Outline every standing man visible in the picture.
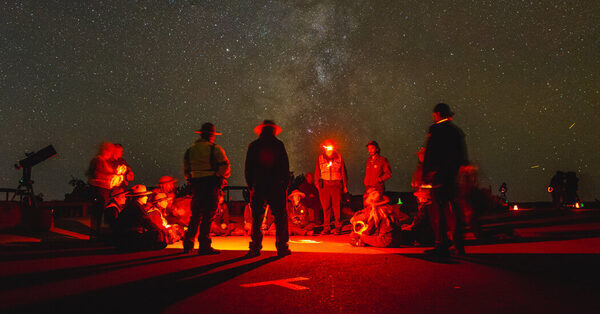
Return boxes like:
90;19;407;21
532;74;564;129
315;140;348;235
245;120;291;257
183;123;231;255
364;140;392;193
422;103;468;256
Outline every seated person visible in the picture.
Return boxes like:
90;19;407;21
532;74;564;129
152;176;178;207
104;188;128;234
114;185;167;251
350;188;409;248
166;195;192;226
147;192;185;244
211;193;245;236
287;190;317;236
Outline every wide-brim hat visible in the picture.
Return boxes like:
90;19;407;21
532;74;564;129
158;175;178;185
364;188;390;206
128;184;153;197
153;192;173;203
110;188;128;198
194;122;222;135
287;190;305;201
254;120;282;136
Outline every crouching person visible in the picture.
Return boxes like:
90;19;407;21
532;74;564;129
147;192;185;244
115;185;167;251
350;188;408;248
287;190;317;236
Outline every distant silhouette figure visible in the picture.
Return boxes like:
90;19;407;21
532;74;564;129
364;140;392;193
245;120;291;257
422;103;468;256
548;171;566;209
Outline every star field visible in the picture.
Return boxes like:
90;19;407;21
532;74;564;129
1;1;598;201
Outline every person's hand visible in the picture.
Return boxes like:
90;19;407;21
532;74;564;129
343;186;348;193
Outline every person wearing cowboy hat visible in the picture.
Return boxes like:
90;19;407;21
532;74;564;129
182;122;231;255
114;185;167;251
422;103;469;256
244;120;291;257
315;139;348;235
152;175;178;210
104;187;128;234
364;140;392;193
287;190;317;236
350;188;408;247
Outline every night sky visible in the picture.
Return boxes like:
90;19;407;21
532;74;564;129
1;1;598;202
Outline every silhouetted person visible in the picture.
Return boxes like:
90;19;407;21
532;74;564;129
422;103;468;256
245;120;291;257
298;173;322;224
182;123;231;255
115;185;167;251
565;172;579;206
548;171;565;209
364;140;392;193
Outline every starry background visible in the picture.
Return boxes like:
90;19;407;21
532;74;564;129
1;1;598;202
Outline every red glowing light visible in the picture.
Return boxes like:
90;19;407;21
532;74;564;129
547;187;553;193
512;205;519;211
322;145;334;152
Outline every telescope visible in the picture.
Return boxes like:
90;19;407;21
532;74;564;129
13;145;57;207
15;145;57;170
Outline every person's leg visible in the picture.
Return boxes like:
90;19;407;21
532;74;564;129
331;185;342;232
320;186;332;231
269;191;289;253
183;180;202;251
249;194;266;253
197;176;219;250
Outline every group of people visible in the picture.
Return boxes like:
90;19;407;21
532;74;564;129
86;102;470;258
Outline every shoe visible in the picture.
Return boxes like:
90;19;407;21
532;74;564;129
424;247;450;257
197;247;220;255
333;228;341;235
183;242;194;254
306;230;314;236
322;228;331;235
277;248;292;257
449;246;466;256
245;250;261;258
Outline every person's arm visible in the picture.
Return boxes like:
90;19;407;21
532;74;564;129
380;157;392;182
215;145;231;179
341;157;348;193
314;157;322;189
183;149;191;180
244;143;254;189
280;142;290;187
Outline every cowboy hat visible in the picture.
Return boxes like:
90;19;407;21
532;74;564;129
194;122;222;135
253;120;282;136
127;184;153;197
287;190;305;201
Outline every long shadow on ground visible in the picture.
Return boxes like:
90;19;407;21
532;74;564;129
5;253;280;313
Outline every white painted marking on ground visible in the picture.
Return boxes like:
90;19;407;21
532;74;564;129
241;277;310;290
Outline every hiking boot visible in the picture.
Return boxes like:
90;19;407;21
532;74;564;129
245;250;261;258
277;248;292;257
197;247;220;255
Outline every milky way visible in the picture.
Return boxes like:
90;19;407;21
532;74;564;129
1;1;598;201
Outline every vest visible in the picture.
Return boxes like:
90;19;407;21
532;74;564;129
319;154;343;181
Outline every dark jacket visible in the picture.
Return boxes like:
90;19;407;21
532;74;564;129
422;120;468;188
116;200;162;235
245;133;290;193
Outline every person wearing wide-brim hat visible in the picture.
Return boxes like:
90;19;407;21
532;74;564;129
287;189;317;236
253;120;282;136
104;187;128;233
114;185;167;251
183;122;231;255
245;119;291;257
